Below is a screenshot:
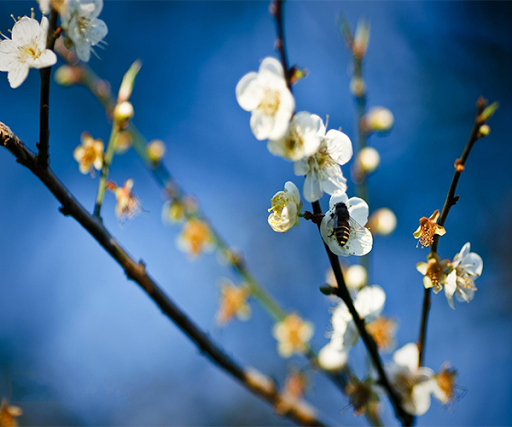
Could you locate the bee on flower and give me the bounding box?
[0,13,57,88]
[416,253,451,294]
[107,179,141,221]
[176,218,214,258]
[216,278,251,326]
[0,400,22,427]
[320,192,373,257]
[293,118,353,202]
[73,132,104,175]
[268,181,302,233]
[413,209,446,248]
[444,242,483,309]
[272,314,314,358]
[236,57,294,141]
[267,112,324,162]
[61,0,108,62]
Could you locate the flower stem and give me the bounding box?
[93,121,120,218]
[417,97,492,367]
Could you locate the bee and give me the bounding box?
[330,202,367,247]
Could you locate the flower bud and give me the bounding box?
[368,208,397,236]
[478,124,490,137]
[345,264,367,290]
[118,60,142,103]
[54,65,81,86]
[363,107,394,134]
[350,76,366,98]
[147,139,166,163]
[353,18,370,59]
[162,200,186,224]
[356,147,380,174]
[113,101,134,124]
[114,130,133,153]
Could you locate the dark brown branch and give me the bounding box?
[271,2,411,425]
[36,8,59,168]
[0,122,328,427]
[417,97,490,367]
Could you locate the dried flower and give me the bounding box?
[216,278,251,325]
[108,179,141,220]
[73,132,104,175]
[272,314,314,358]
[416,253,451,294]
[413,209,446,248]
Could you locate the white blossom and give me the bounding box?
[294,124,352,202]
[267,112,324,161]
[236,57,294,141]
[386,343,435,416]
[320,192,373,256]
[444,242,483,309]
[0,15,57,88]
[268,181,302,233]
[62,0,108,62]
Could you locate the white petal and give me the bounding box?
[31,50,57,69]
[303,174,323,203]
[11,17,41,46]
[354,285,386,322]
[410,379,435,416]
[268,106,293,140]
[0,41,17,72]
[319,165,347,196]
[7,62,29,88]
[318,343,348,371]
[74,40,92,62]
[393,343,419,372]
[347,197,369,226]
[284,181,300,203]
[341,224,372,257]
[444,270,457,310]
[328,192,349,209]
[325,130,353,165]
[251,111,274,140]
[461,252,483,277]
[294,159,309,176]
[459,242,471,260]
[258,56,284,79]
[86,19,108,46]
[236,72,261,111]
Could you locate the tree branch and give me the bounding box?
[0,122,328,427]
[417,97,492,367]
[37,8,59,168]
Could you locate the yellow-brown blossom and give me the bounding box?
[275,370,308,415]
[0,401,22,427]
[413,209,446,248]
[177,219,214,257]
[216,279,251,325]
[108,179,141,221]
[366,316,396,351]
[434,364,457,405]
[416,253,450,293]
[272,314,314,358]
[73,132,104,176]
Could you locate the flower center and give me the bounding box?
[183,220,211,255]
[426,260,444,293]
[284,128,304,154]
[394,372,416,398]
[455,267,477,290]
[20,43,42,61]
[76,15,91,36]
[436,367,456,402]
[81,145,97,168]
[418,217,437,247]
[258,89,280,115]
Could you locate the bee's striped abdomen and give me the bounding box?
[335,221,350,246]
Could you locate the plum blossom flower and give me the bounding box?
[176,218,214,258]
[236,57,294,140]
[0,15,57,88]
[267,112,323,161]
[107,179,141,221]
[444,242,483,309]
[0,400,22,427]
[294,124,353,202]
[216,278,251,326]
[366,316,397,352]
[416,253,451,294]
[413,209,446,248]
[61,0,108,62]
[268,181,302,232]
[317,342,348,371]
[432,363,457,405]
[73,132,104,175]
[272,314,314,358]
[386,343,435,416]
[320,192,373,257]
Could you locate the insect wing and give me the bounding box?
[348,216,368,239]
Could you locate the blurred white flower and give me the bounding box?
[236,57,294,140]
[432,363,457,405]
[272,314,314,358]
[267,112,323,161]
[320,192,373,257]
[356,146,380,174]
[444,242,483,309]
[294,124,352,202]
[363,107,394,134]
[368,208,397,236]
[0,15,57,88]
[318,342,348,371]
[62,0,108,62]
[268,181,302,233]
[386,343,435,416]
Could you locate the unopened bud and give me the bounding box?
[357,147,380,174]
[353,18,370,59]
[345,264,367,290]
[118,60,142,103]
[477,101,499,123]
[363,107,394,134]
[162,199,186,224]
[350,76,366,98]
[54,65,81,86]
[147,139,166,163]
[478,124,490,137]
[368,208,397,236]
[114,130,133,153]
[320,285,335,296]
[113,101,134,124]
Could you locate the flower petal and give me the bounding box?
[393,343,419,372]
[461,252,483,276]
[347,197,369,226]
[251,111,274,140]
[303,173,323,203]
[236,72,261,111]
[328,192,349,209]
[258,57,284,79]
[318,343,348,371]
[31,50,57,69]
[86,18,108,46]
[7,62,29,88]
[325,129,353,165]
[444,270,457,309]
[11,16,41,46]
[354,285,386,322]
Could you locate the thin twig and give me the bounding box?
[417,97,490,367]
[0,122,328,427]
[36,8,59,168]
[271,2,411,425]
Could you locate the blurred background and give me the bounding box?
[0,1,511,425]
